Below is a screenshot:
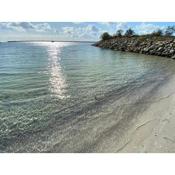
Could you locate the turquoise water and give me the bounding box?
[1,41,175,152]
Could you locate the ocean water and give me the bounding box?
[1,41,175,152]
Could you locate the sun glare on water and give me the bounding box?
[33,42,71,99]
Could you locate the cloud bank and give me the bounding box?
[0,22,174,41]
[0,22,53,33]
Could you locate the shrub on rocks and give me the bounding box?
[100,32,112,41]
[124,28,135,37]
[165,26,175,36]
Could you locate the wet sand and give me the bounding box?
[50,73,175,153]
[119,75,175,153]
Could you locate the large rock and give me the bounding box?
[94,36,175,59]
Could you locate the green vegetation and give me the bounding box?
[100,26,175,41]
[165,26,175,36]
[150,29,163,36]
[100,32,112,40]
[124,28,135,36]
[115,29,123,37]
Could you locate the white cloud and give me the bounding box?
[0,22,173,41]
[116,22,128,31]
[81,25,99,36]
[0,22,54,33]
[62,27,74,34]
[0,22,26,32]
[34,23,53,32]
[61,24,101,40]
[134,23,164,34]
[98,22,117,26]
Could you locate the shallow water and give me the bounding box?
[1,41,175,152]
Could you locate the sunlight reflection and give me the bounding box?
[34,42,71,99]
[48,43,72,99]
[48,43,67,99]
[33,42,73,99]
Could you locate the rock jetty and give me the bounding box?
[93,36,175,59]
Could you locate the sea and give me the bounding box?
[1,41,175,152]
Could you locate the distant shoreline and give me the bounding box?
[6,40,96,43]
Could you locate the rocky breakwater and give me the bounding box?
[93,36,175,59]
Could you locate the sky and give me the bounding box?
[0,22,175,41]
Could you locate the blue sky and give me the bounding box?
[0,22,175,41]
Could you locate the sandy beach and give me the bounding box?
[43,71,175,153]
[118,74,175,153]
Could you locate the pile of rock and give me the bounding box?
[93,36,175,59]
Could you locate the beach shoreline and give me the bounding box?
[4,68,175,153]
[1,41,175,153]
[117,74,175,152]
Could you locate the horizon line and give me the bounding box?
[5,40,96,43]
